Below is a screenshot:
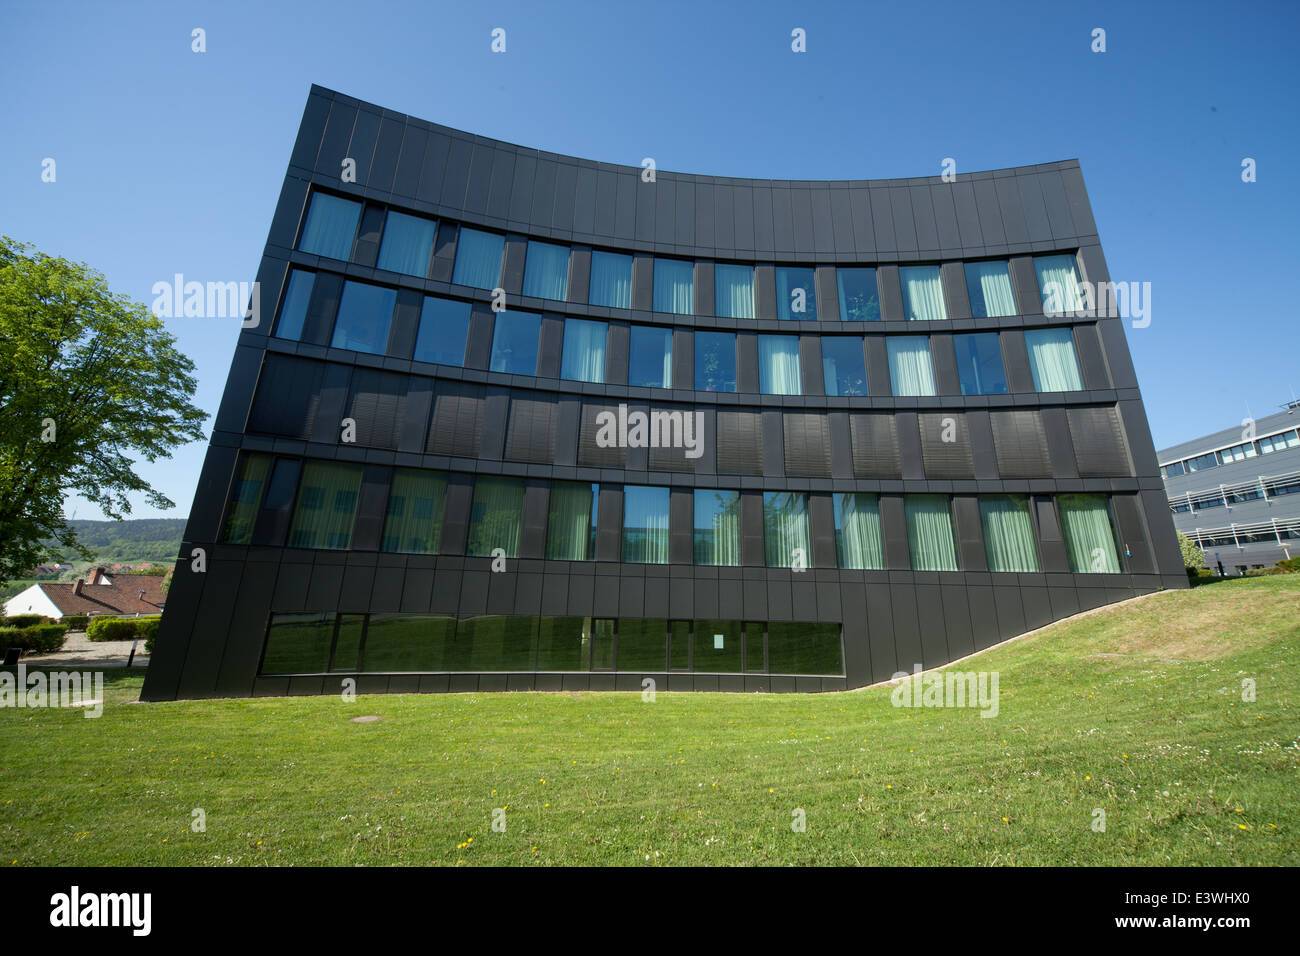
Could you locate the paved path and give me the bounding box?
[17,632,150,669]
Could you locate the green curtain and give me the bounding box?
[222,454,271,544]
[547,482,596,560]
[382,469,447,554]
[694,489,740,566]
[715,264,755,318]
[965,261,1016,317]
[466,476,525,557]
[758,335,801,395]
[288,462,363,550]
[622,486,669,563]
[764,492,810,567]
[980,494,1040,572]
[906,495,958,571]
[834,493,883,570]
[1025,328,1083,392]
[1035,254,1084,314]
[1059,494,1121,573]
[887,337,936,396]
[900,266,947,321]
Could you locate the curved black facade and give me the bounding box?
[141,85,1186,701]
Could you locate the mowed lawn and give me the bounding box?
[1,576,1296,866]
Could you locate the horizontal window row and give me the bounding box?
[1161,427,1300,479]
[259,614,843,678]
[222,456,1133,575]
[1169,471,1300,513]
[296,190,1088,321]
[1180,517,1300,550]
[273,273,1099,396]
[248,357,1134,480]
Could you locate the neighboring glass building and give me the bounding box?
[141,87,1186,701]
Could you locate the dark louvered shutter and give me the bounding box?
[716,410,763,475]
[849,413,901,478]
[346,368,407,449]
[427,381,484,457]
[918,412,974,479]
[990,409,1051,478]
[1068,405,1132,476]
[578,402,626,468]
[249,355,324,439]
[505,393,557,464]
[647,406,696,473]
[783,412,831,477]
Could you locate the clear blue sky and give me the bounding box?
[2,0,1297,521]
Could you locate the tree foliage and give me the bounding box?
[1177,531,1207,571]
[0,237,207,584]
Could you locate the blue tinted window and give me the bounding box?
[758,335,801,395]
[837,268,880,321]
[654,259,694,314]
[695,331,737,392]
[964,261,1016,318]
[413,297,472,366]
[953,332,1007,395]
[330,281,396,355]
[560,318,608,383]
[715,264,754,318]
[775,267,817,320]
[629,326,673,388]
[377,211,437,277]
[523,241,569,300]
[274,269,315,341]
[589,251,633,308]
[298,194,361,260]
[489,311,541,375]
[821,337,866,396]
[452,228,505,290]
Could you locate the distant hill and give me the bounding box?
[44,518,187,564]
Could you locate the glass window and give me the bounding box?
[377,210,437,277]
[453,615,538,672]
[536,617,590,671]
[694,489,741,566]
[693,619,742,673]
[489,310,541,375]
[616,618,668,672]
[744,622,765,673]
[695,331,737,392]
[953,332,1008,395]
[775,266,817,320]
[900,265,947,321]
[758,334,801,395]
[288,462,363,550]
[906,495,958,571]
[964,261,1016,318]
[413,297,472,367]
[1185,451,1219,473]
[590,618,616,669]
[1059,494,1122,573]
[669,620,691,670]
[1024,328,1083,392]
[546,481,598,561]
[980,494,1040,572]
[715,264,755,318]
[654,259,694,314]
[466,476,525,557]
[589,251,633,309]
[628,326,672,388]
[222,454,272,544]
[330,280,396,355]
[767,621,843,676]
[298,193,360,260]
[1260,430,1300,454]
[522,240,569,300]
[560,318,608,383]
[622,485,670,563]
[763,491,810,568]
[261,613,334,674]
[821,337,867,396]
[837,267,880,321]
[1035,254,1085,315]
[1219,441,1256,464]
[452,227,505,290]
[887,337,936,396]
[363,614,454,672]
[330,614,365,671]
[274,269,315,341]
[382,469,447,554]
[833,493,883,570]
[1162,461,1185,478]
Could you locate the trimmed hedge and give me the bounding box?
[0,624,69,655]
[3,614,48,629]
[85,616,160,643]
[61,614,90,630]
[141,619,160,654]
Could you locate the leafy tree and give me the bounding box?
[0,237,206,585]
[1177,531,1206,571]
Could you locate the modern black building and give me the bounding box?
[141,85,1186,701]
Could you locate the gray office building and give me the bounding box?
[141,86,1186,701]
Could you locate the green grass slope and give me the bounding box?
[1,576,1296,866]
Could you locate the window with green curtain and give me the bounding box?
[654,259,694,314]
[694,489,740,566]
[560,318,608,383]
[377,210,437,277]
[1059,494,1122,573]
[413,296,472,367]
[953,332,1008,395]
[589,250,633,308]
[1035,254,1085,315]
[628,325,672,388]
[288,461,363,550]
[381,468,448,554]
[964,260,1016,317]
[298,193,360,260]
[1024,328,1083,392]
[887,336,936,396]
[452,227,505,290]
[694,331,737,392]
[331,280,396,355]
[522,240,569,300]
[274,269,315,341]
[260,612,334,674]
[622,485,669,563]
[466,476,525,557]
[833,493,883,569]
[979,494,1040,572]
[222,453,272,544]
[900,265,947,321]
[763,491,810,568]
[546,481,597,560]
[905,495,958,571]
[821,337,867,396]
[837,267,880,321]
[775,266,817,319]
[758,334,801,395]
[715,264,755,318]
[489,310,541,375]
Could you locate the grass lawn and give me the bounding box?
[1,576,1296,866]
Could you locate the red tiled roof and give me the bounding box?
[39,574,165,617]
